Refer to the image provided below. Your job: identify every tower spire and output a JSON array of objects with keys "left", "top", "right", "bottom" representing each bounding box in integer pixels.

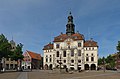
[{"left": 66, "top": 12, "right": 75, "bottom": 36}]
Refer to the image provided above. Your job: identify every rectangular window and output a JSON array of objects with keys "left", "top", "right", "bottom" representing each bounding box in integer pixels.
[
  {"left": 91, "top": 57, "right": 94, "bottom": 61},
  {"left": 56, "top": 51, "right": 59, "bottom": 57},
  {"left": 71, "top": 50, "right": 74, "bottom": 57},
  {"left": 71, "top": 60, "right": 74, "bottom": 63},
  {"left": 57, "top": 60, "right": 59, "bottom": 63},
  {"left": 78, "top": 60, "right": 81, "bottom": 63},
  {"left": 63, "top": 51, "right": 66, "bottom": 57},
  {"left": 64, "top": 60, "right": 66, "bottom": 63},
  {"left": 50, "top": 58, "right": 52, "bottom": 62},
  {"left": 46, "top": 58, "right": 48, "bottom": 62},
  {"left": 86, "top": 57, "right": 89, "bottom": 61},
  {"left": 56, "top": 44, "right": 60, "bottom": 48},
  {"left": 78, "top": 50, "right": 81, "bottom": 56}
]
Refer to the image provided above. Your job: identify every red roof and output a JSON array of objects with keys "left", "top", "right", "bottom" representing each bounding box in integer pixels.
[
  {"left": 43, "top": 43, "right": 53, "bottom": 50},
  {"left": 84, "top": 40, "right": 98, "bottom": 47},
  {"left": 26, "top": 50, "right": 41, "bottom": 60},
  {"left": 53, "top": 33, "right": 84, "bottom": 42}
]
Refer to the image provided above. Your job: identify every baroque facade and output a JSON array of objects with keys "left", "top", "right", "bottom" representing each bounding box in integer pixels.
[{"left": 43, "top": 12, "right": 98, "bottom": 70}]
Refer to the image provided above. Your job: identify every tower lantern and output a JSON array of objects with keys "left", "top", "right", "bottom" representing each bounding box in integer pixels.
[{"left": 66, "top": 12, "right": 75, "bottom": 36}]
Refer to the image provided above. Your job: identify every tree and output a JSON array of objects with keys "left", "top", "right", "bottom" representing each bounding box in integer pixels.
[
  {"left": 0, "top": 34, "right": 11, "bottom": 72},
  {"left": 116, "top": 41, "right": 120, "bottom": 52},
  {"left": 98, "top": 58, "right": 103, "bottom": 65},
  {"left": 116, "top": 41, "right": 120, "bottom": 69},
  {"left": 105, "top": 55, "right": 115, "bottom": 69},
  {"left": 10, "top": 43, "right": 24, "bottom": 71}
]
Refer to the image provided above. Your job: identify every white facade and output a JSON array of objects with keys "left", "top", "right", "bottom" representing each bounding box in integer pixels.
[
  {"left": 43, "top": 38, "right": 98, "bottom": 70},
  {"left": 43, "top": 13, "right": 98, "bottom": 70}
]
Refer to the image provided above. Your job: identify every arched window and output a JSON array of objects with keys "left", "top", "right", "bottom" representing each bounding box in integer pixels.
[
  {"left": 78, "top": 60, "right": 81, "bottom": 63},
  {"left": 86, "top": 54, "right": 88, "bottom": 56},
  {"left": 91, "top": 53, "right": 93, "bottom": 56}
]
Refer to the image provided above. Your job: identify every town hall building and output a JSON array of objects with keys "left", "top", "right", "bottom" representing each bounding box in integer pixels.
[{"left": 43, "top": 12, "right": 98, "bottom": 70}]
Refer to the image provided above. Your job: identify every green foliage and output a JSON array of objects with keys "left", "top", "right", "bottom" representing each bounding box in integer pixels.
[
  {"left": 98, "top": 58, "right": 103, "bottom": 65},
  {"left": 0, "top": 34, "right": 11, "bottom": 59},
  {"left": 98, "top": 57, "right": 106, "bottom": 65},
  {"left": 10, "top": 43, "right": 24, "bottom": 61},
  {"left": 98, "top": 55, "right": 115, "bottom": 68},
  {"left": 105, "top": 55, "right": 115, "bottom": 68},
  {"left": 116, "top": 41, "right": 120, "bottom": 52}
]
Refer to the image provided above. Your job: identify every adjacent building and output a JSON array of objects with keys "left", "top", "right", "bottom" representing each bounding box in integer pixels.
[
  {"left": 22, "top": 50, "right": 42, "bottom": 69},
  {"left": 43, "top": 12, "right": 98, "bottom": 70},
  {"left": 3, "top": 39, "right": 17, "bottom": 70}
]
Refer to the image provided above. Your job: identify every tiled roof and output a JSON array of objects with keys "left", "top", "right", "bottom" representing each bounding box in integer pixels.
[
  {"left": 53, "top": 33, "right": 84, "bottom": 42},
  {"left": 43, "top": 43, "right": 53, "bottom": 50},
  {"left": 26, "top": 50, "right": 41, "bottom": 60},
  {"left": 84, "top": 40, "right": 98, "bottom": 47}
]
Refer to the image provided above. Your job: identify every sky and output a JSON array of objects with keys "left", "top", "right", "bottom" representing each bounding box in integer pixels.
[{"left": 0, "top": 0, "right": 120, "bottom": 57}]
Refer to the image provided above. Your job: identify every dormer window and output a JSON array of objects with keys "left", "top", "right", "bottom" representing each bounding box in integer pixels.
[
  {"left": 56, "top": 44, "right": 60, "bottom": 48},
  {"left": 89, "top": 43, "right": 91, "bottom": 46},
  {"left": 47, "top": 46, "right": 50, "bottom": 49},
  {"left": 78, "top": 42, "right": 81, "bottom": 47},
  {"left": 60, "top": 38, "right": 62, "bottom": 40},
  {"left": 74, "top": 36, "right": 77, "bottom": 39}
]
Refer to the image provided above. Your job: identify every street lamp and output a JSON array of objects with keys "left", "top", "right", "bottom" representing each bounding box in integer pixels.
[
  {"left": 59, "top": 54, "right": 62, "bottom": 73},
  {"left": 103, "top": 57, "right": 106, "bottom": 72}
]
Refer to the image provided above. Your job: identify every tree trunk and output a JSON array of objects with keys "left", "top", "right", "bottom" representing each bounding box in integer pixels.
[
  {"left": 16, "top": 60, "right": 18, "bottom": 71},
  {"left": 19, "top": 59, "right": 22, "bottom": 71}
]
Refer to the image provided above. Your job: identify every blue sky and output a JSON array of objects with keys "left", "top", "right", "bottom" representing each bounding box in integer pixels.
[{"left": 0, "top": 0, "right": 120, "bottom": 57}]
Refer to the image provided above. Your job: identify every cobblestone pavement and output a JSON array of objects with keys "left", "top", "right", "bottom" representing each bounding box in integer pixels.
[
  {"left": 0, "top": 70, "right": 120, "bottom": 79},
  {"left": 0, "top": 71, "right": 20, "bottom": 79},
  {"left": 27, "top": 70, "right": 120, "bottom": 79}
]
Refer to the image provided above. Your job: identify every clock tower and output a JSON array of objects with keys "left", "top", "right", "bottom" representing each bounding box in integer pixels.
[{"left": 66, "top": 12, "right": 75, "bottom": 36}]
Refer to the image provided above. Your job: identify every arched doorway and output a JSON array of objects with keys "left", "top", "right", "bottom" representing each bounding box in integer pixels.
[
  {"left": 84, "top": 64, "right": 89, "bottom": 70},
  {"left": 44, "top": 64, "right": 48, "bottom": 70},
  {"left": 49, "top": 64, "right": 52, "bottom": 70},
  {"left": 70, "top": 67, "right": 74, "bottom": 70},
  {"left": 91, "top": 64, "right": 96, "bottom": 70}
]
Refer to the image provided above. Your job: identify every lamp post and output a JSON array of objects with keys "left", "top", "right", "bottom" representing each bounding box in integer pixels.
[{"left": 103, "top": 57, "right": 106, "bottom": 72}]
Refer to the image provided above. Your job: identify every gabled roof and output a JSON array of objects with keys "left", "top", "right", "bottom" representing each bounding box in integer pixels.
[
  {"left": 26, "top": 50, "right": 41, "bottom": 60},
  {"left": 84, "top": 40, "right": 98, "bottom": 47},
  {"left": 53, "top": 33, "right": 84, "bottom": 42},
  {"left": 43, "top": 43, "right": 53, "bottom": 50}
]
